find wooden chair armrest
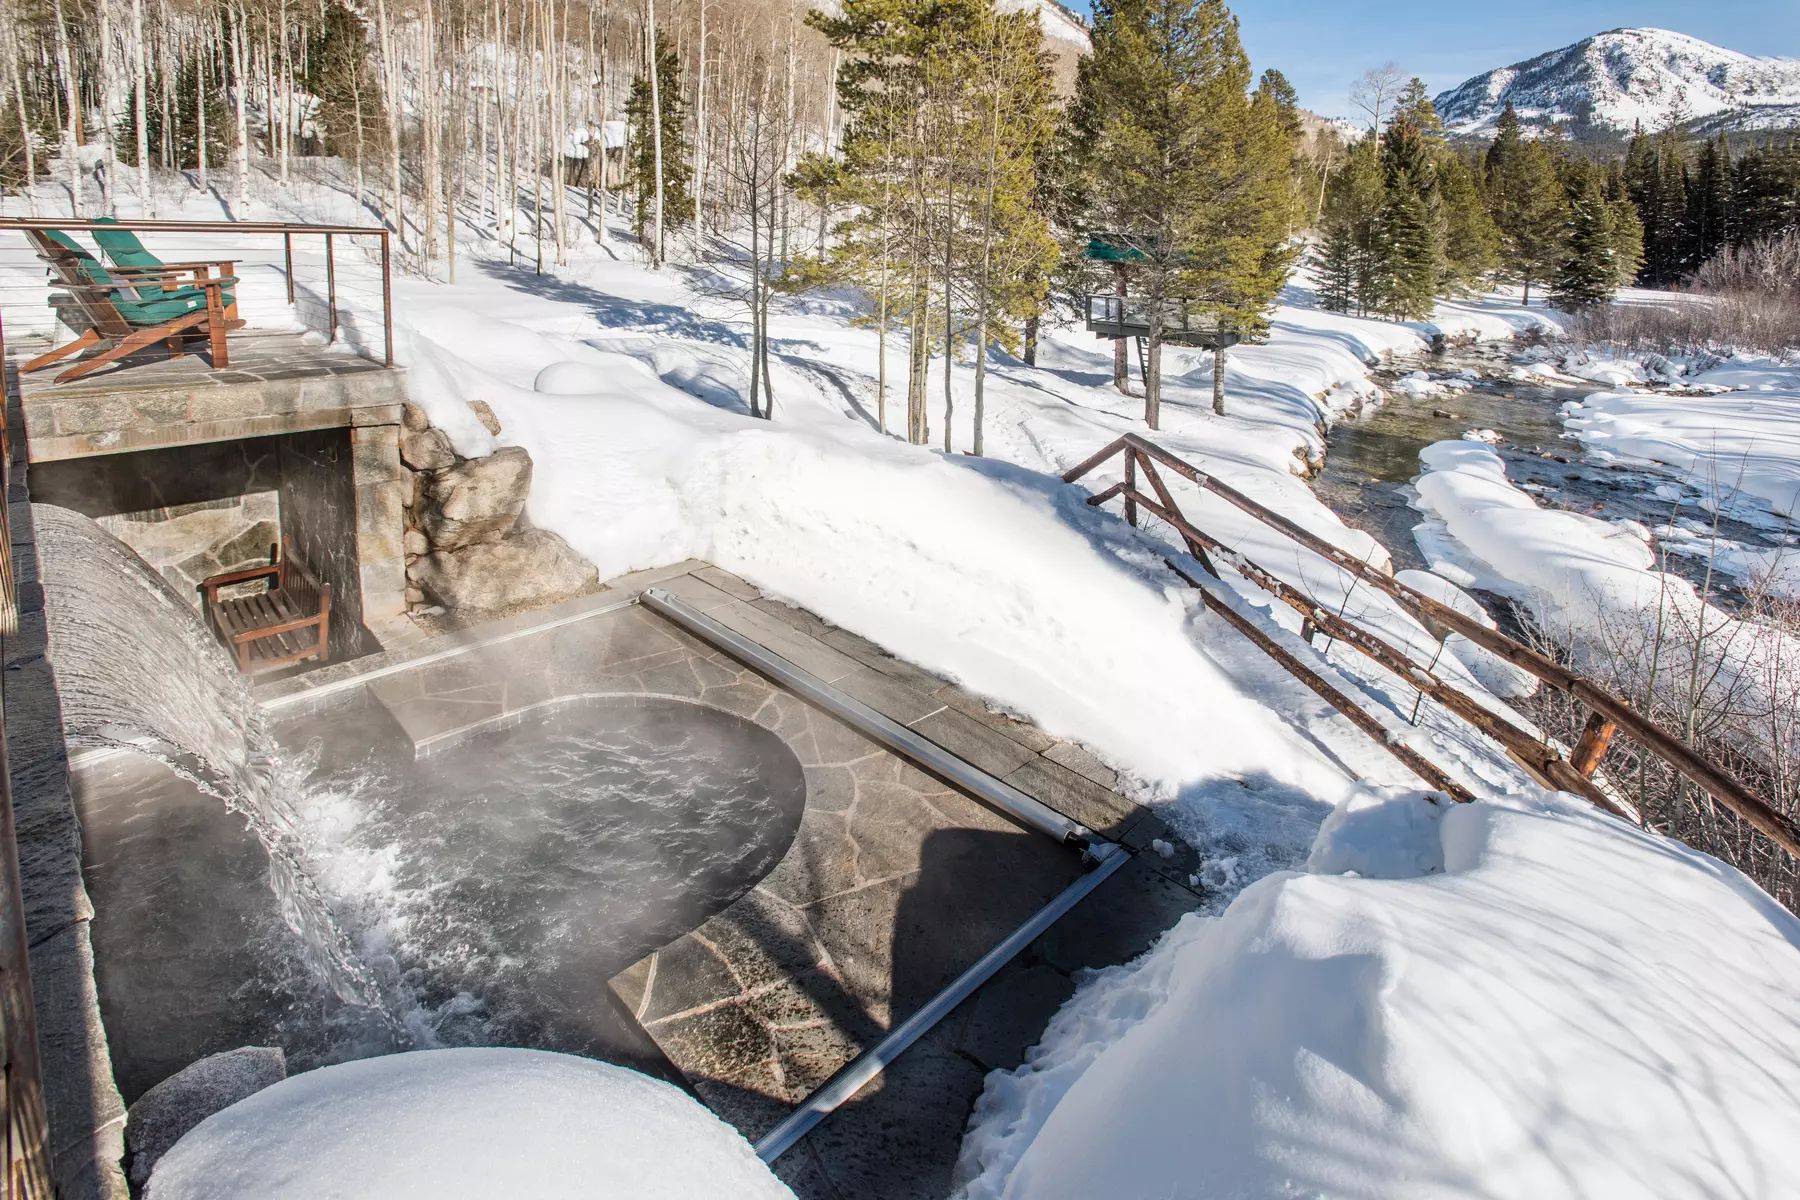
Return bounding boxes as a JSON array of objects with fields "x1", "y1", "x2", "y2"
[
  {"x1": 117, "y1": 259, "x2": 239, "y2": 273},
  {"x1": 100, "y1": 265, "x2": 241, "y2": 286}
]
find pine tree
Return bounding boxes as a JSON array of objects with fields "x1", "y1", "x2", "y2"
[
  {"x1": 625, "y1": 31, "x2": 694, "y2": 244},
  {"x1": 1312, "y1": 135, "x2": 1383, "y2": 314},
  {"x1": 1688, "y1": 133, "x2": 1730, "y2": 265},
  {"x1": 1552, "y1": 166, "x2": 1617, "y2": 310},
  {"x1": 1486, "y1": 108, "x2": 1564, "y2": 305},
  {"x1": 1605, "y1": 168, "x2": 1646, "y2": 288},
  {"x1": 1069, "y1": 0, "x2": 1295, "y2": 427},
  {"x1": 1438, "y1": 152, "x2": 1498, "y2": 290},
  {"x1": 1374, "y1": 107, "x2": 1444, "y2": 319}
]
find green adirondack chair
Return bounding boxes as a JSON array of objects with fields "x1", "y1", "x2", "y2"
[
  {"x1": 90, "y1": 217, "x2": 239, "y2": 311},
  {"x1": 23, "y1": 228, "x2": 243, "y2": 383}
]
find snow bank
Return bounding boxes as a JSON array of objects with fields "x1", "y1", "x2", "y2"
[
  {"x1": 955, "y1": 789, "x2": 1800, "y2": 1199},
  {"x1": 399, "y1": 311, "x2": 1350, "y2": 796},
  {"x1": 145, "y1": 1049, "x2": 793, "y2": 1199},
  {"x1": 1563, "y1": 364, "x2": 1800, "y2": 522},
  {"x1": 1410, "y1": 438, "x2": 1800, "y2": 727}
]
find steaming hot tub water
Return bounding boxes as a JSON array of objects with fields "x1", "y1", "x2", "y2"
[{"x1": 75, "y1": 695, "x2": 807, "y2": 1103}]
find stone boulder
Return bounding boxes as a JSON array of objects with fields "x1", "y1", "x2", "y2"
[
  {"x1": 399, "y1": 426, "x2": 455, "y2": 471},
  {"x1": 418, "y1": 446, "x2": 532, "y2": 551},
  {"x1": 412, "y1": 528, "x2": 597, "y2": 616},
  {"x1": 467, "y1": 399, "x2": 503, "y2": 436},
  {"x1": 126, "y1": 1046, "x2": 286, "y2": 1187}
]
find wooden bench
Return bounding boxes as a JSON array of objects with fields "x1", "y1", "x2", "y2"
[
  {"x1": 201, "y1": 541, "x2": 332, "y2": 675},
  {"x1": 21, "y1": 228, "x2": 243, "y2": 384}
]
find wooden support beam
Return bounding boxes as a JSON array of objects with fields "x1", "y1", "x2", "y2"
[
  {"x1": 1164, "y1": 558, "x2": 1475, "y2": 804},
  {"x1": 1064, "y1": 433, "x2": 1799, "y2": 858}
]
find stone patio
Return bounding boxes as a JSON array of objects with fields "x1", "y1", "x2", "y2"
[{"x1": 263, "y1": 559, "x2": 1209, "y2": 1199}]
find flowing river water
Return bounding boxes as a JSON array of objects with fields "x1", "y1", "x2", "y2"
[{"x1": 1310, "y1": 343, "x2": 1782, "y2": 610}]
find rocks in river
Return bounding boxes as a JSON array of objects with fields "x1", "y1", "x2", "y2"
[
  {"x1": 127, "y1": 1046, "x2": 286, "y2": 1188},
  {"x1": 418, "y1": 446, "x2": 533, "y2": 550},
  {"x1": 412, "y1": 527, "x2": 598, "y2": 616}
]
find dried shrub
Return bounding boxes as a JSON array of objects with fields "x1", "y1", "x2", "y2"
[{"x1": 1511, "y1": 558, "x2": 1800, "y2": 915}]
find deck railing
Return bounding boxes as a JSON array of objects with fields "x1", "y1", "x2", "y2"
[
  {"x1": 0, "y1": 217, "x2": 395, "y2": 371},
  {"x1": 1065, "y1": 432, "x2": 1800, "y2": 864}
]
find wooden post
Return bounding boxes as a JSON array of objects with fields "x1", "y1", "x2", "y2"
[
  {"x1": 1123, "y1": 452, "x2": 1137, "y2": 527},
  {"x1": 1571, "y1": 712, "x2": 1618, "y2": 779},
  {"x1": 1212, "y1": 344, "x2": 1226, "y2": 416}
]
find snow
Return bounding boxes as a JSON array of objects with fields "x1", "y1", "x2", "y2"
[
  {"x1": 144, "y1": 1048, "x2": 794, "y2": 1199},
  {"x1": 1434, "y1": 27, "x2": 1800, "y2": 135},
  {"x1": 955, "y1": 787, "x2": 1800, "y2": 1199},
  {"x1": 1563, "y1": 362, "x2": 1800, "y2": 523}
]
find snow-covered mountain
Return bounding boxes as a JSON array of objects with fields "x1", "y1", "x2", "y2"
[
  {"x1": 1005, "y1": 0, "x2": 1090, "y2": 52},
  {"x1": 1433, "y1": 28, "x2": 1800, "y2": 136}
]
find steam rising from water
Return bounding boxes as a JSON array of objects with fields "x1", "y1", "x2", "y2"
[{"x1": 34, "y1": 504, "x2": 383, "y2": 1009}]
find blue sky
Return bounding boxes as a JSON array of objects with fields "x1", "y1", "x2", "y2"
[{"x1": 1066, "y1": 2, "x2": 1800, "y2": 120}]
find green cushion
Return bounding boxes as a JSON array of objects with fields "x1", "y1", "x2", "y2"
[{"x1": 90, "y1": 218, "x2": 234, "y2": 306}]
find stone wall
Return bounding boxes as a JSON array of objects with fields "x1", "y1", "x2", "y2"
[
  {"x1": 28, "y1": 429, "x2": 387, "y2": 660},
  {"x1": 93, "y1": 493, "x2": 280, "y2": 608},
  {"x1": 3, "y1": 392, "x2": 130, "y2": 1199}
]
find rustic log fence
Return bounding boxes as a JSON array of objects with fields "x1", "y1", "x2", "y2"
[{"x1": 1065, "y1": 432, "x2": 1800, "y2": 863}]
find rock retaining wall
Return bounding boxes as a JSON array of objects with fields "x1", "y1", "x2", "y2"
[{"x1": 397, "y1": 403, "x2": 598, "y2": 620}]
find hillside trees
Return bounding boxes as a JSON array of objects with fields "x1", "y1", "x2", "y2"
[
  {"x1": 1373, "y1": 91, "x2": 1444, "y2": 319},
  {"x1": 625, "y1": 28, "x2": 694, "y2": 263},
  {"x1": 1551, "y1": 164, "x2": 1617, "y2": 310},
  {"x1": 1065, "y1": 0, "x2": 1295, "y2": 428},
  {"x1": 810, "y1": 0, "x2": 1056, "y2": 448}
]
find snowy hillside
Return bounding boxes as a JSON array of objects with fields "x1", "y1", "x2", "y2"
[
  {"x1": 1434, "y1": 28, "x2": 1800, "y2": 136},
  {"x1": 1002, "y1": 0, "x2": 1090, "y2": 52}
]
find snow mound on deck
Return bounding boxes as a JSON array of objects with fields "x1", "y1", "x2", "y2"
[
  {"x1": 145, "y1": 1048, "x2": 793, "y2": 1200},
  {"x1": 955, "y1": 790, "x2": 1800, "y2": 1199}
]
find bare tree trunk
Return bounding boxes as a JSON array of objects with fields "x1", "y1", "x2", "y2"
[
  {"x1": 941, "y1": 164, "x2": 953, "y2": 454},
  {"x1": 1212, "y1": 345, "x2": 1226, "y2": 415},
  {"x1": 1145, "y1": 321, "x2": 1162, "y2": 428},
  {"x1": 7, "y1": 33, "x2": 38, "y2": 214},
  {"x1": 530, "y1": 0, "x2": 543, "y2": 272},
  {"x1": 691, "y1": 0, "x2": 706, "y2": 258},
  {"x1": 645, "y1": 0, "x2": 664, "y2": 266},
  {"x1": 278, "y1": 0, "x2": 291, "y2": 185},
  {"x1": 131, "y1": 0, "x2": 154, "y2": 214},
  {"x1": 601, "y1": 0, "x2": 615, "y2": 241},
  {"x1": 232, "y1": 0, "x2": 250, "y2": 213},
  {"x1": 374, "y1": 0, "x2": 404, "y2": 245},
  {"x1": 52, "y1": 0, "x2": 82, "y2": 214},
  {"x1": 98, "y1": 0, "x2": 118, "y2": 213},
  {"x1": 747, "y1": 129, "x2": 761, "y2": 418},
  {"x1": 196, "y1": 22, "x2": 209, "y2": 190},
  {"x1": 1112, "y1": 266, "x2": 1129, "y2": 393}
]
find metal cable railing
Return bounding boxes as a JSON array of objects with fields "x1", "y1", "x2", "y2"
[{"x1": 0, "y1": 217, "x2": 395, "y2": 375}]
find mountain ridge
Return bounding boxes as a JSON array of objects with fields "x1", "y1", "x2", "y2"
[{"x1": 1433, "y1": 28, "x2": 1800, "y2": 137}]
